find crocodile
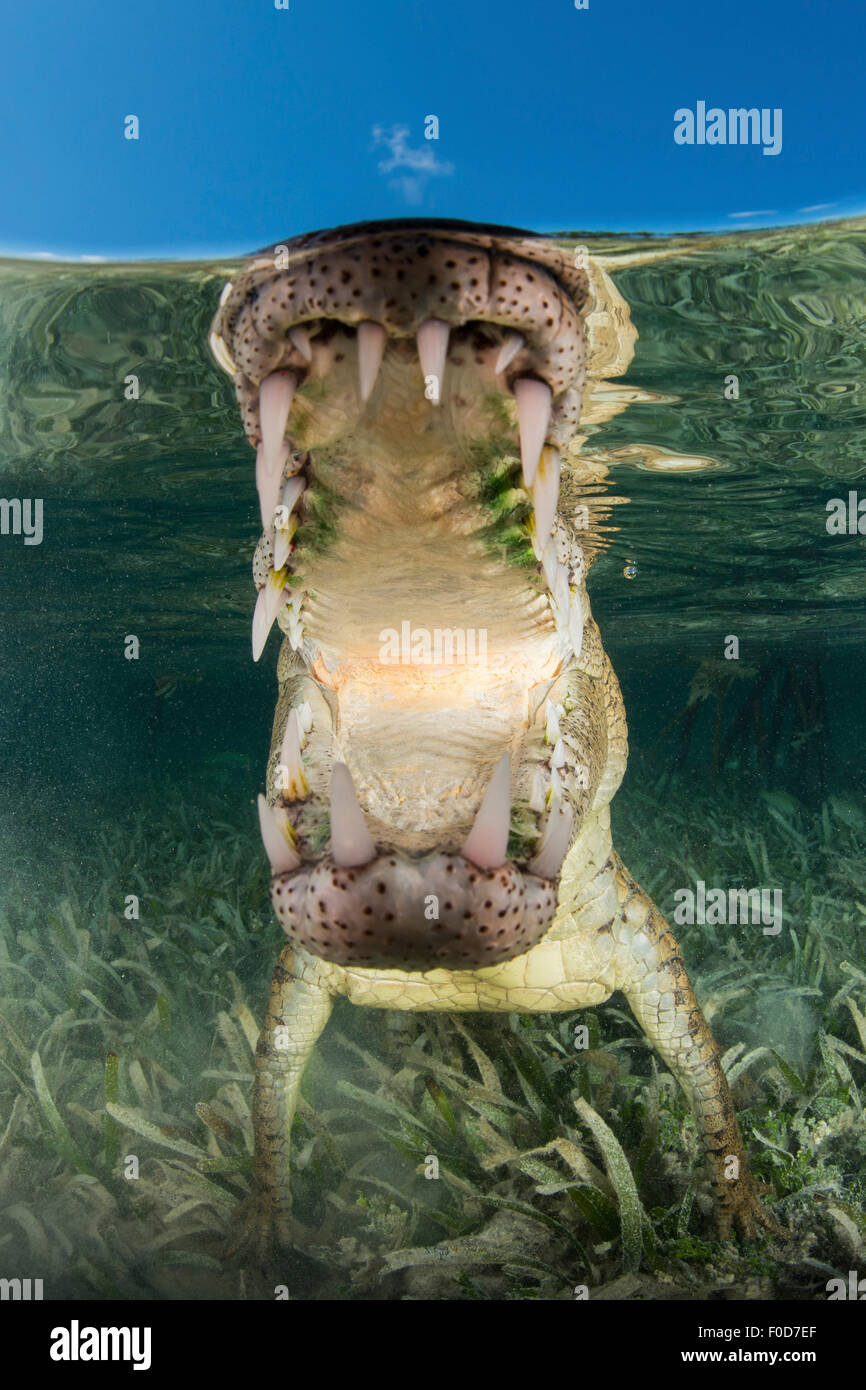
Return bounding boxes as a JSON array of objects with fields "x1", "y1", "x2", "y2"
[{"x1": 208, "y1": 218, "x2": 778, "y2": 1256}]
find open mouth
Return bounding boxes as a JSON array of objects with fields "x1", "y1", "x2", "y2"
[{"x1": 210, "y1": 220, "x2": 625, "y2": 972}]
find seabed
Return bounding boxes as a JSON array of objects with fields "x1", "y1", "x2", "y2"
[{"x1": 1, "y1": 762, "x2": 864, "y2": 1301}]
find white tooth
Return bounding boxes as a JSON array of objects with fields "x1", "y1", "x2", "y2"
[
  {"x1": 287, "y1": 595, "x2": 305, "y2": 651},
  {"x1": 569, "y1": 593, "x2": 584, "y2": 660},
  {"x1": 275, "y1": 710, "x2": 309, "y2": 801},
  {"x1": 528, "y1": 803, "x2": 574, "y2": 879},
  {"x1": 461, "y1": 752, "x2": 511, "y2": 870},
  {"x1": 551, "y1": 736, "x2": 566, "y2": 769},
  {"x1": 209, "y1": 330, "x2": 236, "y2": 376},
  {"x1": 548, "y1": 767, "x2": 563, "y2": 805},
  {"x1": 264, "y1": 569, "x2": 287, "y2": 626},
  {"x1": 545, "y1": 699, "x2": 561, "y2": 744},
  {"x1": 541, "y1": 539, "x2": 558, "y2": 591},
  {"x1": 273, "y1": 524, "x2": 295, "y2": 572},
  {"x1": 553, "y1": 562, "x2": 569, "y2": 613},
  {"x1": 257, "y1": 794, "x2": 301, "y2": 873},
  {"x1": 273, "y1": 476, "x2": 304, "y2": 569},
  {"x1": 256, "y1": 442, "x2": 290, "y2": 531},
  {"x1": 358, "y1": 321, "x2": 387, "y2": 402},
  {"x1": 330, "y1": 762, "x2": 377, "y2": 867},
  {"x1": 495, "y1": 332, "x2": 524, "y2": 375},
  {"x1": 289, "y1": 326, "x2": 313, "y2": 361},
  {"x1": 219, "y1": 281, "x2": 233, "y2": 307},
  {"x1": 417, "y1": 318, "x2": 450, "y2": 406},
  {"x1": 532, "y1": 446, "x2": 561, "y2": 553},
  {"x1": 529, "y1": 767, "x2": 547, "y2": 814},
  {"x1": 297, "y1": 699, "x2": 313, "y2": 739},
  {"x1": 260, "y1": 371, "x2": 297, "y2": 477},
  {"x1": 252, "y1": 582, "x2": 287, "y2": 661},
  {"x1": 514, "y1": 377, "x2": 551, "y2": 488}
]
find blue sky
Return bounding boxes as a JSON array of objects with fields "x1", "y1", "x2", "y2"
[{"x1": 0, "y1": 0, "x2": 862, "y2": 258}]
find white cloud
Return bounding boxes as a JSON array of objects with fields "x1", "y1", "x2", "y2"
[
  {"x1": 727, "y1": 209, "x2": 777, "y2": 219},
  {"x1": 371, "y1": 124, "x2": 454, "y2": 204}
]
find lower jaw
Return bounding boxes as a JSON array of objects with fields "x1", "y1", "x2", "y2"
[{"x1": 269, "y1": 851, "x2": 558, "y2": 971}]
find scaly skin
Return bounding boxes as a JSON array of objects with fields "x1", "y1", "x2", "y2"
[{"x1": 209, "y1": 219, "x2": 779, "y2": 1259}]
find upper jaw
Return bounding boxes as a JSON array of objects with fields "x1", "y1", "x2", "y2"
[
  {"x1": 211, "y1": 220, "x2": 596, "y2": 972},
  {"x1": 210, "y1": 219, "x2": 590, "y2": 460}
]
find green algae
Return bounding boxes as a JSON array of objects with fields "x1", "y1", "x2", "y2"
[{"x1": 0, "y1": 767, "x2": 863, "y2": 1300}]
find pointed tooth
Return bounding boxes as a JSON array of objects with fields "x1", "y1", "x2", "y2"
[
  {"x1": 545, "y1": 699, "x2": 561, "y2": 744},
  {"x1": 551, "y1": 736, "x2": 566, "y2": 769},
  {"x1": 252, "y1": 588, "x2": 268, "y2": 661},
  {"x1": 252, "y1": 582, "x2": 286, "y2": 661},
  {"x1": 209, "y1": 330, "x2": 236, "y2": 376},
  {"x1": 276, "y1": 711, "x2": 309, "y2": 801},
  {"x1": 289, "y1": 326, "x2": 313, "y2": 361},
  {"x1": 461, "y1": 753, "x2": 511, "y2": 870},
  {"x1": 553, "y1": 562, "x2": 569, "y2": 613},
  {"x1": 257, "y1": 442, "x2": 289, "y2": 531},
  {"x1": 273, "y1": 523, "x2": 295, "y2": 572},
  {"x1": 514, "y1": 377, "x2": 551, "y2": 487},
  {"x1": 529, "y1": 767, "x2": 547, "y2": 814},
  {"x1": 541, "y1": 539, "x2": 558, "y2": 592},
  {"x1": 297, "y1": 699, "x2": 313, "y2": 738},
  {"x1": 264, "y1": 569, "x2": 288, "y2": 626},
  {"x1": 548, "y1": 767, "x2": 563, "y2": 805},
  {"x1": 219, "y1": 281, "x2": 233, "y2": 307},
  {"x1": 260, "y1": 371, "x2": 296, "y2": 477},
  {"x1": 532, "y1": 446, "x2": 561, "y2": 552},
  {"x1": 330, "y1": 762, "x2": 377, "y2": 867},
  {"x1": 528, "y1": 803, "x2": 574, "y2": 879},
  {"x1": 357, "y1": 321, "x2": 387, "y2": 402},
  {"x1": 417, "y1": 318, "x2": 450, "y2": 405},
  {"x1": 495, "y1": 331, "x2": 525, "y2": 375},
  {"x1": 257, "y1": 794, "x2": 301, "y2": 874},
  {"x1": 273, "y1": 476, "x2": 304, "y2": 568},
  {"x1": 287, "y1": 594, "x2": 305, "y2": 651}
]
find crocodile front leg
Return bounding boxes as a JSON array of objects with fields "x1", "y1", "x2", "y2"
[
  {"x1": 611, "y1": 856, "x2": 779, "y2": 1239},
  {"x1": 244, "y1": 944, "x2": 335, "y2": 1258}
]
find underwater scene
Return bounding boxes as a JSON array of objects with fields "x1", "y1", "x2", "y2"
[{"x1": 1, "y1": 218, "x2": 865, "y2": 1304}]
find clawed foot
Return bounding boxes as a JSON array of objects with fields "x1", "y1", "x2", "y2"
[
  {"x1": 715, "y1": 1170, "x2": 787, "y2": 1242},
  {"x1": 224, "y1": 1189, "x2": 309, "y2": 1267}
]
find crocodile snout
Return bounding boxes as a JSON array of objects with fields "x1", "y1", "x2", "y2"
[{"x1": 212, "y1": 220, "x2": 615, "y2": 972}]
